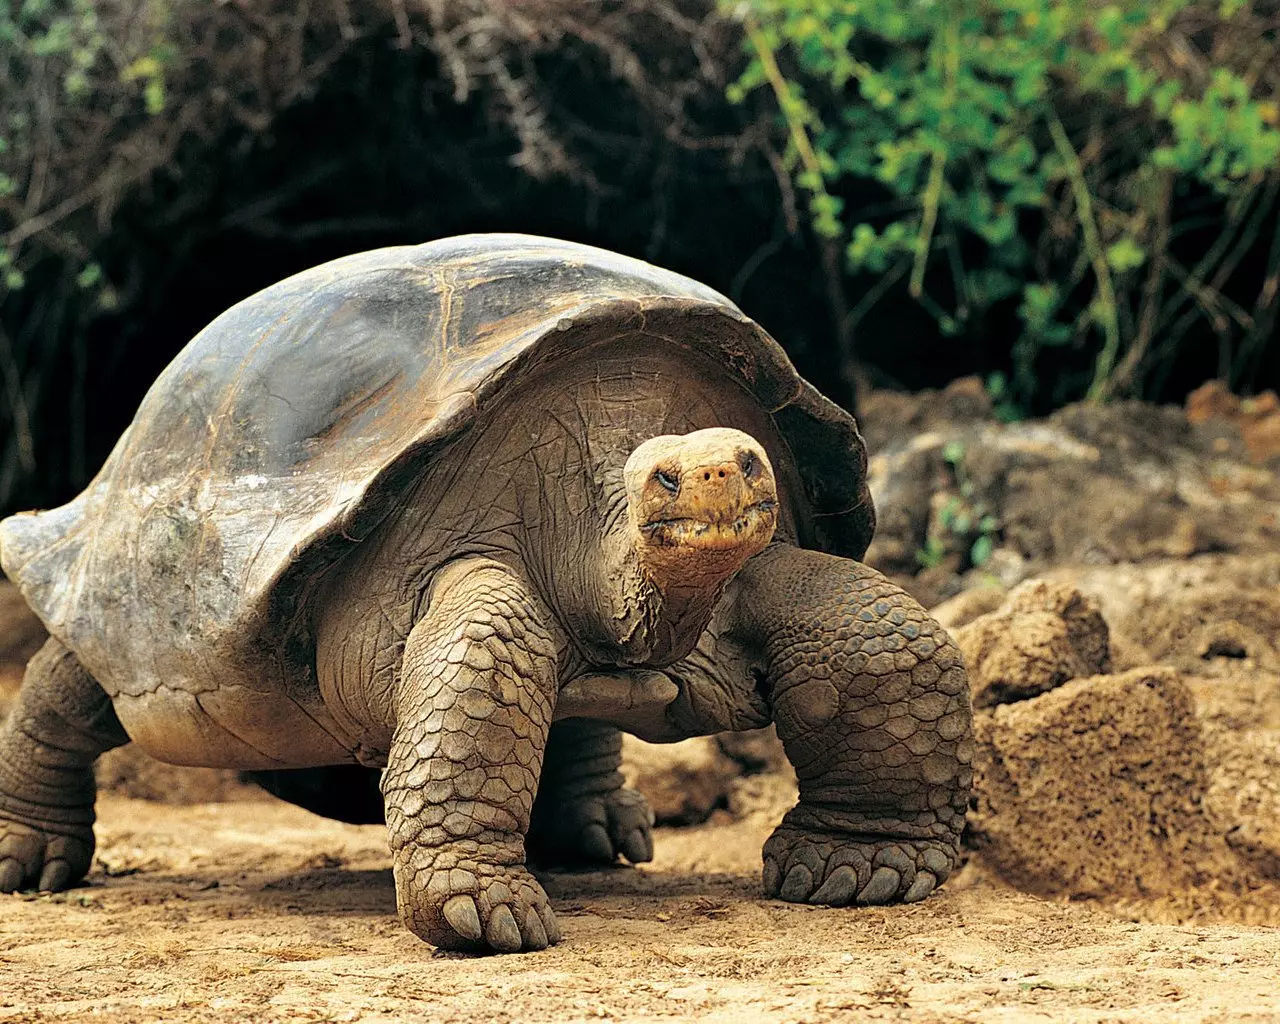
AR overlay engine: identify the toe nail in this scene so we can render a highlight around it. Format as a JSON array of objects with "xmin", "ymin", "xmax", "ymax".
[
  {"xmin": 38, "ymin": 859, "xmax": 71, "ymax": 893},
  {"xmin": 486, "ymin": 904, "xmax": 523, "ymax": 952},
  {"xmin": 810, "ymin": 865, "xmax": 860, "ymax": 906},
  {"xmin": 877, "ymin": 846, "xmax": 914, "ymax": 875},
  {"xmin": 779, "ymin": 863, "xmax": 814, "ymax": 901},
  {"xmin": 761, "ymin": 856, "xmax": 781, "ymax": 895},
  {"xmin": 581, "ymin": 823, "xmax": 615, "ymax": 862},
  {"xmin": 903, "ymin": 870, "xmax": 937, "ymax": 903},
  {"xmin": 857, "ymin": 866, "xmax": 901, "ymax": 905},
  {"xmin": 922, "ymin": 848, "xmax": 950, "ymax": 879},
  {"xmin": 442, "ymin": 894, "xmax": 483, "ymax": 941},
  {"xmin": 523, "ymin": 907, "xmax": 548, "ymax": 949},
  {"xmin": 621, "ymin": 829, "xmax": 651, "ymax": 864},
  {"xmin": 539, "ymin": 905, "xmax": 562, "ymax": 945},
  {"xmin": 0, "ymin": 859, "xmax": 23, "ymax": 892}
]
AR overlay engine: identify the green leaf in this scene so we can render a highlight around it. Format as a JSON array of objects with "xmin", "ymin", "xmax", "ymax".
[
  {"xmin": 916, "ymin": 537, "xmax": 947, "ymax": 570},
  {"xmin": 121, "ymin": 54, "xmax": 163, "ymax": 82},
  {"xmin": 143, "ymin": 79, "xmax": 165, "ymax": 115},
  {"xmin": 1105, "ymin": 237, "xmax": 1146, "ymax": 273},
  {"xmin": 76, "ymin": 262, "xmax": 103, "ymax": 289},
  {"xmin": 970, "ymin": 534, "xmax": 995, "ymax": 568}
]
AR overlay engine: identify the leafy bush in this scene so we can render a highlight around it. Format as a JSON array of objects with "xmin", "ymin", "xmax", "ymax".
[{"xmin": 728, "ymin": 0, "xmax": 1280, "ymax": 407}]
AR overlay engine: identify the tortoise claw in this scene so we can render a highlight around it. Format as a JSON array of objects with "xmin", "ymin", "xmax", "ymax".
[{"xmin": 761, "ymin": 825, "xmax": 955, "ymax": 909}]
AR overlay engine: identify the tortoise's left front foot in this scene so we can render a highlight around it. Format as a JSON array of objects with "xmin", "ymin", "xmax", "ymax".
[
  {"xmin": 762, "ymin": 825, "xmax": 955, "ymax": 905},
  {"xmin": 727, "ymin": 544, "xmax": 973, "ymax": 908},
  {"xmin": 528, "ymin": 721, "xmax": 654, "ymax": 867}
]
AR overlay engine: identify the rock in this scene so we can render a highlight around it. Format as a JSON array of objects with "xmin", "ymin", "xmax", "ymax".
[
  {"xmin": 930, "ymin": 586, "xmax": 1008, "ymax": 631},
  {"xmin": 864, "ymin": 400, "xmax": 1280, "ymax": 577},
  {"xmin": 968, "ymin": 668, "xmax": 1240, "ymax": 900},
  {"xmin": 857, "ymin": 376, "xmax": 995, "ymax": 454},
  {"xmin": 620, "ymin": 728, "xmax": 794, "ymax": 826},
  {"xmin": 1186, "ymin": 381, "xmax": 1280, "ymax": 464},
  {"xmin": 1044, "ymin": 555, "xmax": 1280, "ymax": 677},
  {"xmin": 716, "ymin": 726, "xmax": 788, "ymax": 774},
  {"xmin": 952, "ymin": 580, "xmax": 1110, "ymax": 708},
  {"xmin": 1203, "ymin": 727, "xmax": 1280, "ymax": 881},
  {"xmin": 621, "ymin": 735, "xmax": 741, "ymax": 826}
]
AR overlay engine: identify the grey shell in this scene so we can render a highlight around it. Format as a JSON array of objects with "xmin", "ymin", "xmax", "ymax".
[{"xmin": 0, "ymin": 234, "xmax": 873, "ymax": 703}]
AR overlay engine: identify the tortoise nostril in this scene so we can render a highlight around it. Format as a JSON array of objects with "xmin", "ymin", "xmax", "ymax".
[
  {"xmin": 703, "ymin": 472, "xmax": 711, "ymax": 481},
  {"xmin": 718, "ymin": 470, "xmax": 726, "ymax": 478}
]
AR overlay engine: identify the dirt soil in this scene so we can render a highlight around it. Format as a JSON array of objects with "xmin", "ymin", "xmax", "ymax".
[{"xmin": 2, "ymin": 788, "xmax": 1279, "ymax": 1024}]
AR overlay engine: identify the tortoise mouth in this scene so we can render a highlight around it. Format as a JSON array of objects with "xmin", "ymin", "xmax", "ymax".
[{"xmin": 641, "ymin": 500, "xmax": 777, "ymax": 549}]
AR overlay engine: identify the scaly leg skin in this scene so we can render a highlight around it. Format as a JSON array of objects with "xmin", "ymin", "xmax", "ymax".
[
  {"xmin": 0, "ymin": 638, "xmax": 129, "ymax": 892},
  {"xmin": 733, "ymin": 544, "xmax": 973, "ymax": 907},
  {"xmin": 383, "ymin": 559, "xmax": 562, "ymax": 953},
  {"xmin": 527, "ymin": 720, "xmax": 654, "ymax": 867}
]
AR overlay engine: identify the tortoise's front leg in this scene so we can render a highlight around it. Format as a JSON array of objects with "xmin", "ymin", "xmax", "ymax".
[
  {"xmin": 732, "ymin": 544, "xmax": 973, "ymax": 906},
  {"xmin": 384, "ymin": 559, "xmax": 561, "ymax": 953}
]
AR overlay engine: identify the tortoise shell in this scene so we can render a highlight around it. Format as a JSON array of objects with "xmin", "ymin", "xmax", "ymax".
[{"xmin": 0, "ymin": 235, "xmax": 873, "ymax": 707}]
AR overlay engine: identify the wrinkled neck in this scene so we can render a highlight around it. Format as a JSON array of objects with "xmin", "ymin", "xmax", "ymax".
[{"xmin": 581, "ymin": 522, "xmax": 728, "ymax": 667}]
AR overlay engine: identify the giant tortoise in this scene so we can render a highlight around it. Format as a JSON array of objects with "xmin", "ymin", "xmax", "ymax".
[{"xmin": 0, "ymin": 234, "xmax": 972, "ymax": 953}]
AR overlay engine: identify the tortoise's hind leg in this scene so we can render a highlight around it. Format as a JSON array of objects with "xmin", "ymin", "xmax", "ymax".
[
  {"xmin": 0, "ymin": 638, "xmax": 128, "ymax": 892},
  {"xmin": 527, "ymin": 720, "xmax": 654, "ymax": 867}
]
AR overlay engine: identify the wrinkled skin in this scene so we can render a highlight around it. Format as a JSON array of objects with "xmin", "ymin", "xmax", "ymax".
[{"xmin": 0, "ymin": 341, "xmax": 972, "ymax": 954}]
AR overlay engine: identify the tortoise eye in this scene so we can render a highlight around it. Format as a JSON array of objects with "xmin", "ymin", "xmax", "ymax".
[
  {"xmin": 739, "ymin": 451, "xmax": 758, "ymax": 478},
  {"xmin": 653, "ymin": 469, "xmax": 680, "ymax": 494}
]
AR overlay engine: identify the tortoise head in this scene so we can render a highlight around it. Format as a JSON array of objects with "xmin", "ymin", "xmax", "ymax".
[{"xmin": 623, "ymin": 427, "xmax": 778, "ymax": 591}]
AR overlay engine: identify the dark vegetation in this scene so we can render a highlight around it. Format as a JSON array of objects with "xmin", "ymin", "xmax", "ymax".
[{"xmin": 1, "ymin": 0, "xmax": 1277, "ymax": 515}]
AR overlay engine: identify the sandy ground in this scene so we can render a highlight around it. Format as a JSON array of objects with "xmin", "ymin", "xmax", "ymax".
[{"xmin": 2, "ymin": 792, "xmax": 1279, "ymax": 1024}]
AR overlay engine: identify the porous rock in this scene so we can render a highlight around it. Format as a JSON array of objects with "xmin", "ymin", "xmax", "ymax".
[
  {"xmin": 620, "ymin": 727, "xmax": 790, "ymax": 826},
  {"xmin": 621, "ymin": 735, "xmax": 740, "ymax": 826},
  {"xmin": 1186, "ymin": 380, "xmax": 1280, "ymax": 464},
  {"xmin": 1043, "ymin": 555, "xmax": 1280, "ymax": 676},
  {"xmin": 716, "ymin": 726, "xmax": 788, "ymax": 775},
  {"xmin": 865, "ymin": 399, "xmax": 1280, "ymax": 582},
  {"xmin": 951, "ymin": 580, "xmax": 1110, "ymax": 708},
  {"xmin": 968, "ymin": 668, "xmax": 1238, "ymax": 900},
  {"xmin": 94, "ymin": 745, "xmax": 257, "ymax": 805},
  {"xmin": 1202, "ymin": 727, "xmax": 1280, "ymax": 881}
]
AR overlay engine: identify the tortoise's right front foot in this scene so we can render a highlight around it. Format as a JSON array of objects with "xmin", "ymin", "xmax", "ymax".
[
  {"xmin": 728, "ymin": 545, "xmax": 973, "ymax": 909},
  {"xmin": 392, "ymin": 840, "xmax": 560, "ymax": 952},
  {"xmin": 761, "ymin": 823, "xmax": 956, "ymax": 906},
  {"xmin": 383, "ymin": 558, "xmax": 563, "ymax": 953}
]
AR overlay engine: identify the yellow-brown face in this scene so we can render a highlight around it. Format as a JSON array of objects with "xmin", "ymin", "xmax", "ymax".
[{"xmin": 623, "ymin": 427, "xmax": 778, "ymax": 589}]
